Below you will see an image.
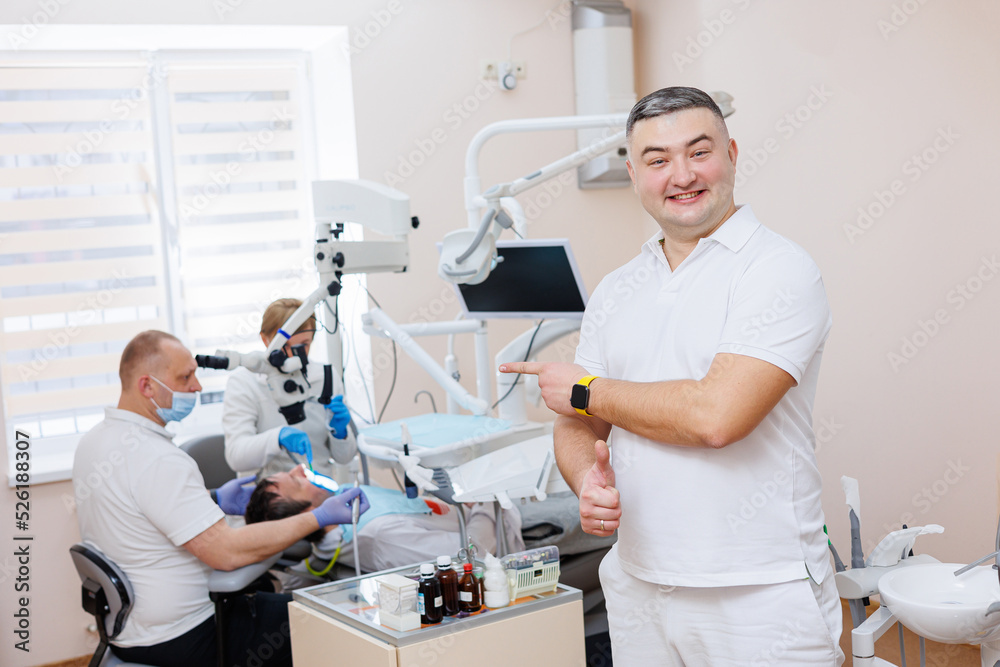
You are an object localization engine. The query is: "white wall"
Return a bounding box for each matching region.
[2,1,999,665]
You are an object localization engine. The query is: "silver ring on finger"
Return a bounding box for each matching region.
[601,519,605,531]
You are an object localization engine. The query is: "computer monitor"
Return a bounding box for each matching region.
[452,238,589,319]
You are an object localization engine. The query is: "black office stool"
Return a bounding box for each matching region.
[71,542,281,667]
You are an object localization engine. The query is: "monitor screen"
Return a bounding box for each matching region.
[453,239,588,319]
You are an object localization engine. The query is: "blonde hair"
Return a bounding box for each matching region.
[260,298,317,340]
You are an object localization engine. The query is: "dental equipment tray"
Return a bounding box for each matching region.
[357,413,547,468]
[447,434,557,505]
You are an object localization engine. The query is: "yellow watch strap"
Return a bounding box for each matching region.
[574,375,599,417]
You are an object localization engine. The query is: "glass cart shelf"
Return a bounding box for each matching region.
[292,562,583,647]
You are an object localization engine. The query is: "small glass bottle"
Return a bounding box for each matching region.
[458,563,482,613]
[436,555,460,617]
[473,565,485,604]
[417,563,443,625]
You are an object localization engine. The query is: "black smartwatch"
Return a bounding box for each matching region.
[570,375,599,417]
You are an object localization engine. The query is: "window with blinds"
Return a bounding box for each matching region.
[1,56,325,480]
[165,62,318,400]
[0,64,168,467]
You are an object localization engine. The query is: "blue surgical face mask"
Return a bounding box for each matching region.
[149,376,198,423]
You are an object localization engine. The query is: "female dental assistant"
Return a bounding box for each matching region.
[222,298,356,479]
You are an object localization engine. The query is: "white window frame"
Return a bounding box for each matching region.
[1,25,370,484]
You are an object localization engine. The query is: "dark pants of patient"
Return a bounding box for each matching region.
[112,591,293,667]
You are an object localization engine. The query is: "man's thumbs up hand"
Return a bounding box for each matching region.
[580,440,621,535]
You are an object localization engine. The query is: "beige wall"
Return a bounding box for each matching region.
[2,1,999,665]
[629,0,1000,567]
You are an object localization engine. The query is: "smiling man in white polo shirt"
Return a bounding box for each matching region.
[501,87,842,666]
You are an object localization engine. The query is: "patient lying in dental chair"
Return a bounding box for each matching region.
[244,464,524,576]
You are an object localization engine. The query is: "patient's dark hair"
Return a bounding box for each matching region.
[245,478,324,542]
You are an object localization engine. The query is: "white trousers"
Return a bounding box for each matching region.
[600,546,845,667]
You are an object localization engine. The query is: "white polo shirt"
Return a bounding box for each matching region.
[73,407,224,646]
[575,205,833,588]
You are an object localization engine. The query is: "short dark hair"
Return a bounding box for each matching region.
[626,86,727,143]
[245,478,324,542]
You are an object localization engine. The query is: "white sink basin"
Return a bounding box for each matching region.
[878,563,1000,644]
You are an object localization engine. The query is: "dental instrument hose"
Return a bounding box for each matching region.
[351,463,361,579]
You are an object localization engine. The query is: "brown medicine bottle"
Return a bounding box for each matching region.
[417,563,443,625]
[436,555,460,616]
[458,563,482,613]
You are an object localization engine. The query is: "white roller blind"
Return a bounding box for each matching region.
[0,64,168,446]
[1,54,342,480]
[164,62,317,397]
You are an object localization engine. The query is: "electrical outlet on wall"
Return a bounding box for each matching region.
[480,60,526,89]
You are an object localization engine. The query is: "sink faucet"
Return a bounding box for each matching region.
[953,511,1000,591]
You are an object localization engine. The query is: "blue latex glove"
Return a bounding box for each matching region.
[278,427,312,465]
[214,475,256,515]
[326,395,351,440]
[311,487,370,527]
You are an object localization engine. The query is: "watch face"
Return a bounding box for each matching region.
[570,383,589,410]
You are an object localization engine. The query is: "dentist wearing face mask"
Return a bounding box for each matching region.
[222,297,356,481]
[72,330,367,667]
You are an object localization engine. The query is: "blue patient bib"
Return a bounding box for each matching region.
[340,484,430,542]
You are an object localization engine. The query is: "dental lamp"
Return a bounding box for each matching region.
[438,94,734,286]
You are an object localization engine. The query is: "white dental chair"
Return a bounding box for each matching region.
[70,542,280,667]
[180,434,236,489]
